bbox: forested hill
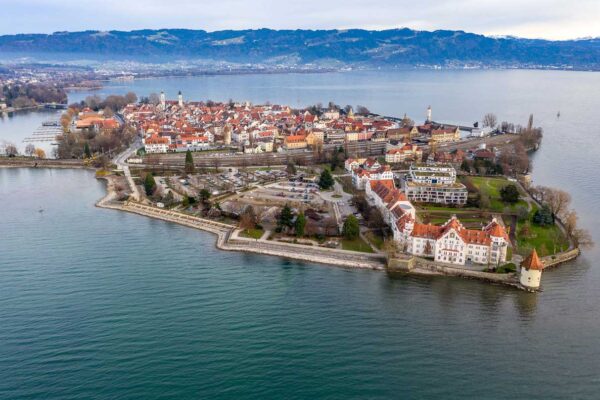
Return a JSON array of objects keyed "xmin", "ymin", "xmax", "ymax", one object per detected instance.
[{"xmin": 1, "ymin": 28, "xmax": 599, "ymax": 69}]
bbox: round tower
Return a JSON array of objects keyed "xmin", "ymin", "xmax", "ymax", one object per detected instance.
[
  {"xmin": 519, "ymin": 249, "xmax": 543, "ymax": 290},
  {"xmin": 426, "ymin": 105, "xmax": 432, "ymax": 123},
  {"xmin": 178, "ymin": 91, "xmax": 183, "ymax": 107}
]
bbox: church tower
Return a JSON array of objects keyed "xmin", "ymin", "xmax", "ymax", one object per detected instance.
[
  {"xmin": 160, "ymin": 91, "xmax": 166, "ymax": 110},
  {"xmin": 519, "ymin": 249, "xmax": 543, "ymax": 290},
  {"xmin": 426, "ymin": 105, "xmax": 432, "ymax": 123},
  {"xmin": 178, "ymin": 91, "xmax": 183, "ymax": 107}
]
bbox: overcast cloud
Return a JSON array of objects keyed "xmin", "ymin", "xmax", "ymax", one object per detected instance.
[{"xmin": 0, "ymin": 0, "xmax": 598, "ymax": 40}]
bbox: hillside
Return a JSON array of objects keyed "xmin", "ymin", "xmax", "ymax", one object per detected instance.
[{"xmin": 1, "ymin": 28, "xmax": 599, "ymax": 69}]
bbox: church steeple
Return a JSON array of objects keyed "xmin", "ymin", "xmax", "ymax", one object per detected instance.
[{"xmin": 160, "ymin": 91, "xmax": 166, "ymax": 110}]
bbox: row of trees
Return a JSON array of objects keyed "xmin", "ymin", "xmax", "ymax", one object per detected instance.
[
  {"xmin": 56, "ymin": 100, "xmax": 137, "ymax": 159},
  {"xmin": 2, "ymin": 83, "xmax": 67, "ymax": 108},
  {"xmin": 305, "ymin": 102, "xmax": 371, "ymax": 117},
  {"xmin": 80, "ymin": 92, "xmax": 138, "ymax": 112},
  {"xmin": 529, "ymin": 186, "xmax": 592, "ymax": 248},
  {"xmin": 2, "ymin": 142, "xmax": 46, "ymax": 158}
]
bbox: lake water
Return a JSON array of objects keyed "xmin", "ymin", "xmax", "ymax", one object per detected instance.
[{"xmin": 1, "ymin": 70, "xmax": 600, "ymax": 399}]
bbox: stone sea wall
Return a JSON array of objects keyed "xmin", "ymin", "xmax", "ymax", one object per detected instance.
[{"xmin": 96, "ymin": 200, "xmax": 386, "ymax": 270}]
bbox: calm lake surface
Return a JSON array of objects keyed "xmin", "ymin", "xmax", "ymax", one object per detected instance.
[{"xmin": 1, "ymin": 70, "xmax": 600, "ymax": 399}]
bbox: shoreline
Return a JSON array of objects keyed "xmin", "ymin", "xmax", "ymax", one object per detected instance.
[
  {"xmin": 95, "ymin": 175, "xmax": 387, "ymax": 270},
  {"xmin": 1, "ymin": 161, "xmax": 580, "ymax": 291},
  {"xmin": 95, "ymin": 175, "xmax": 580, "ymax": 291},
  {"xmin": 0, "ymin": 157, "xmax": 91, "ymax": 169}
]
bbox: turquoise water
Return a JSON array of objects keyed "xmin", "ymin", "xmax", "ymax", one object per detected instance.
[
  {"xmin": 2, "ymin": 70, "xmax": 600, "ymax": 398},
  {"xmin": 1, "ymin": 168, "xmax": 598, "ymax": 399}
]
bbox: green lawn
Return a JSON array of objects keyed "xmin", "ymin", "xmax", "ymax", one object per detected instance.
[
  {"xmin": 516, "ymin": 223, "xmax": 569, "ymax": 256},
  {"xmin": 341, "ymin": 237, "xmax": 375, "ymax": 253},
  {"xmin": 468, "ymin": 176, "xmax": 508, "ymax": 197},
  {"xmin": 240, "ymin": 228, "xmax": 264, "ymax": 239},
  {"xmin": 464, "ymin": 176, "xmax": 528, "ymax": 212}
]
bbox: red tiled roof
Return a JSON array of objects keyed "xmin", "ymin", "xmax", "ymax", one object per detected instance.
[{"xmin": 521, "ymin": 249, "xmax": 544, "ymax": 270}]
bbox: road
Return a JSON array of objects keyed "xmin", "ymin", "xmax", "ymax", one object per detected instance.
[{"xmin": 113, "ymin": 136, "xmax": 142, "ymax": 201}]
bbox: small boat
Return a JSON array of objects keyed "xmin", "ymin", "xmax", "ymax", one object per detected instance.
[
  {"xmin": 38, "ymin": 207, "xmax": 44, "ymax": 213},
  {"xmin": 557, "ymin": 111, "xmax": 561, "ymax": 118}
]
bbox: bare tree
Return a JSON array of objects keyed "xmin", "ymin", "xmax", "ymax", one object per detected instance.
[
  {"xmin": 124, "ymin": 92, "xmax": 138, "ymax": 104},
  {"xmin": 25, "ymin": 143, "xmax": 36, "ymax": 157},
  {"xmin": 356, "ymin": 105, "xmax": 371, "ymax": 115},
  {"xmin": 148, "ymin": 93, "xmax": 160, "ymax": 106},
  {"xmin": 572, "ymin": 228, "xmax": 594, "ymax": 249},
  {"xmin": 562, "ymin": 209, "xmax": 578, "ymax": 238},
  {"xmin": 546, "ymin": 188, "xmax": 571, "ymax": 219},
  {"xmin": 4, "ymin": 142, "xmax": 18, "ymax": 157},
  {"xmin": 527, "ymin": 114, "xmax": 534, "ymax": 132},
  {"xmin": 239, "ymin": 205, "xmax": 257, "ymax": 229},
  {"xmin": 85, "ymin": 95, "xmax": 102, "ymax": 110},
  {"xmin": 323, "ymin": 217, "xmax": 339, "ymax": 236},
  {"xmin": 482, "ymin": 113, "xmax": 498, "ymax": 128}
]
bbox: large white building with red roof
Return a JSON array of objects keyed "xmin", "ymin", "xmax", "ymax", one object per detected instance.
[{"xmin": 366, "ymin": 176, "xmax": 510, "ymax": 266}]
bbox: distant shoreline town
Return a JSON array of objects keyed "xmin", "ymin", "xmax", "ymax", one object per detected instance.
[{"xmin": 1, "ymin": 92, "xmax": 591, "ymax": 291}]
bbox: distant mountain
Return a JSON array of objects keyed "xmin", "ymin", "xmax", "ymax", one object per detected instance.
[{"xmin": 0, "ymin": 28, "xmax": 599, "ymax": 69}]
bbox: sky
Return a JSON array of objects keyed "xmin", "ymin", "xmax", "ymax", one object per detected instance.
[{"xmin": 0, "ymin": 0, "xmax": 598, "ymax": 40}]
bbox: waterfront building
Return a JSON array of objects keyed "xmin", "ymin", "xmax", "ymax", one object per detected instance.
[
  {"xmin": 394, "ymin": 215, "xmax": 509, "ymax": 266},
  {"xmin": 519, "ymin": 249, "xmax": 543, "ymax": 289},
  {"xmin": 365, "ymin": 176, "xmax": 507, "ymax": 267}
]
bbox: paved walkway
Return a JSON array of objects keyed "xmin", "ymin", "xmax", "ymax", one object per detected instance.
[{"xmin": 113, "ymin": 138, "xmax": 142, "ymax": 202}]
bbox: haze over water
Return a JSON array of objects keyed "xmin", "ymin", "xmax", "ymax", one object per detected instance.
[{"xmin": 1, "ymin": 69, "xmax": 600, "ymax": 398}]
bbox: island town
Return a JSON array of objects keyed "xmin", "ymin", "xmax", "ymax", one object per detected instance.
[{"xmin": 1, "ymin": 92, "xmax": 590, "ymax": 292}]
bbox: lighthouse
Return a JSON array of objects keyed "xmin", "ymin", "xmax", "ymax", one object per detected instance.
[
  {"xmin": 519, "ymin": 249, "xmax": 544, "ymax": 290},
  {"xmin": 426, "ymin": 105, "xmax": 432, "ymax": 123},
  {"xmin": 160, "ymin": 91, "xmax": 166, "ymax": 110},
  {"xmin": 178, "ymin": 91, "xmax": 183, "ymax": 107}
]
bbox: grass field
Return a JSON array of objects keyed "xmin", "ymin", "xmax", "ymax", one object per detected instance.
[
  {"xmin": 341, "ymin": 237, "xmax": 375, "ymax": 253},
  {"xmin": 516, "ymin": 223, "xmax": 569, "ymax": 256},
  {"xmin": 240, "ymin": 228, "xmax": 264, "ymax": 239},
  {"xmin": 464, "ymin": 176, "xmax": 528, "ymax": 212}
]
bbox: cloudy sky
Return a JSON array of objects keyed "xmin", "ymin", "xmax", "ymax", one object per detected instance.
[{"xmin": 1, "ymin": 0, "xmax": 598, "ymax": 40}]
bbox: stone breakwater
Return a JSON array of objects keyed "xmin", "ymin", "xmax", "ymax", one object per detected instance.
[
  {"xmin": 0, "ymin": 157, "xmax": 89, "ymax": 169},
  {"xmin": 96, "ymin": 198, "xmax": 387, "ymax": 270}
]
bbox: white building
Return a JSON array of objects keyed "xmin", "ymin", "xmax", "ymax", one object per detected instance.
[
  {"xmin": 364, "ymin": 176, "xmax": 509, "ymax": 267},
  {"xmin": 394, "ymin": 215, "xmax": 509, "ymax": 266},
  {"xmin": 404, "ymin": 163, "xmax": 468, "ymax": 205},
  {"xmin": 408, "ymin": 163, "xmax": 457, "ymax": 185},
  {"xmin": 352, "ymin": 164, "xmax": 394, "ymax": 190},
  {"xmin": 519, "ymin": 249, "xmax": 543, "ymax": 289}
]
